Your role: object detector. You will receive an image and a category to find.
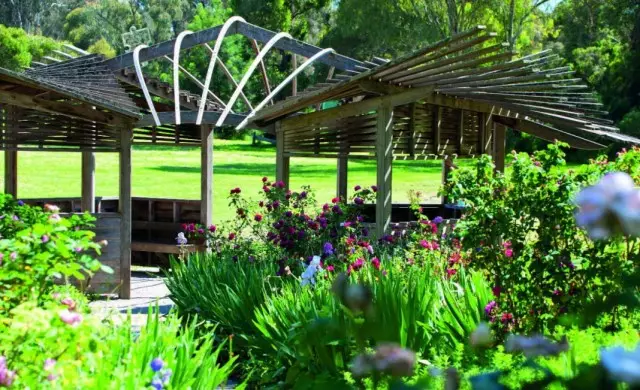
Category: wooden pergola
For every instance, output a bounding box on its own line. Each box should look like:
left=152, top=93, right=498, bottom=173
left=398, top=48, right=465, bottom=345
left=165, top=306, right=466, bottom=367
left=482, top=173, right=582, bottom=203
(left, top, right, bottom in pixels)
left=1, top=22, right=637, bottom=297
left=246, top=26, right=639, bottom=236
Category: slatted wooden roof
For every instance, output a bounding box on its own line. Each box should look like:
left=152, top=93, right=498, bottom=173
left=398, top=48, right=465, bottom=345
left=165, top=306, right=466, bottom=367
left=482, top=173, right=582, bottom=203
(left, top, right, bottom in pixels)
left=250, top=26, right=639, bottom=155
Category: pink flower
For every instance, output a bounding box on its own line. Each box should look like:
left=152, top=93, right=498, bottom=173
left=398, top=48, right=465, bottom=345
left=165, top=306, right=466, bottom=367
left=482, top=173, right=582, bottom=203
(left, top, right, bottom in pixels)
left=352, top=258, right=364, bottom=270
left=262, top=176, right=268, bottom=182
left=504, top=248, right=513, bottom=258
left=59, top=310, right=82, bottom=326
left=49, top=214, right=61, bottom=223
left=0, top=253, right=3, bottom=266
left=326, top=265, right=335, bottom=272
left=371, top=257, right=381, bottom=270
left=9, top=252, right=17, bottom=260
left=275, top=181, right=285, bottom=188
left=208, top=224, right=217, bottom=233
left=446, top=268, right=457, bottom=277
left=41, top=235, right=49, bottom=243
left=44, top=204, right=60, bottom=213
left=331, top=197, right=339, bottom=204
left=419, top=240, right=432, bottom=250
left=61, top=297, right=76, bottom=310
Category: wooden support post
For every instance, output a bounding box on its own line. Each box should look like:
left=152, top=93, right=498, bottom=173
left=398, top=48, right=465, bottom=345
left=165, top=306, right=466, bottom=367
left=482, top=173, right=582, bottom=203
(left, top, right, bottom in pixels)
left=494, top=123, right=506, bottom=172
left=119, top=126, right=132, bottom=299
left=337, top=156, right=348, bottom=200
left=432, top=106, right=442, bottom=155
left=457, top=109, right=465, bottom=154
left=408, top=103, right=416, bottom=156
left=4, top=150, right=17, bottom=197
left=200, top=124, right=213, bottom=227
left=376, top=104, right=393, bottom=237
left=484, top=114, right=494, bottom=156
left=4, top=106, right=17, bottom=197
left=81, top=151, right=95, bottom=212
left=275, top=123, right=290, bottom=189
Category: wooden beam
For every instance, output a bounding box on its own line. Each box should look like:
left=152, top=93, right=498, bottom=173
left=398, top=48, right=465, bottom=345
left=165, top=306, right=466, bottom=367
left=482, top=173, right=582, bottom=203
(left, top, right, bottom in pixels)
left=0, top=90, right=124, bottom=125
left=375, top=104, right=393, bottom=237
left=81, top=151, right=95, bottom=212
left=494, top=123, right=506, bottom=172
left=137, top=110, right=248, bottom=127
left=432, top=106, right=442, bottom=155
left=200, top=124, right=213, bottom=227
left=104, top=21, right=364, bottom=72
left=494, top=116, right=605, bottom=150
left=292, top=54, right=298, bottom=97
left=4, top=150, right=17, bottom=197
left=275, top=122, right=290, bottom=189
left=119, top=127, right=132, bottom=299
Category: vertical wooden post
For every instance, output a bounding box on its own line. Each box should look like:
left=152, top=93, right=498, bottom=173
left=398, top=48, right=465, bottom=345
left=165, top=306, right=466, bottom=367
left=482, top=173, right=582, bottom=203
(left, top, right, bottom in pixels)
left=457, top=109, right=465, bottom=154
left=4, top=106, right=17, bottom=197
left=408, top=103, right=416, bottom=156
left=432, top=106, right=441, bottom=156
left=200, top=124, right=213, bottom=227
left=337, top=156, right=348, bottom=200
left=81, top=151, right=95, bottom=212
left=4, top=151, right=17, bottom=197
left=119, top=126, right=132, bottom=299
left=376, top=104, right=393, bottom=238
left=276, top=122, right=290, bottom=189
left=494, top=123, right=506, bottom=172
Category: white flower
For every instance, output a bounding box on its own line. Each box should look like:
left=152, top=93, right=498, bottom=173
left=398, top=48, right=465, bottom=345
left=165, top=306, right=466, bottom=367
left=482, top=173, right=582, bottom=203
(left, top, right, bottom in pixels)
left=176, top=232, right=188, bottom=245
left=301, top=256, right=322, bottom=287
left=600, top=345, right=640, bottom=385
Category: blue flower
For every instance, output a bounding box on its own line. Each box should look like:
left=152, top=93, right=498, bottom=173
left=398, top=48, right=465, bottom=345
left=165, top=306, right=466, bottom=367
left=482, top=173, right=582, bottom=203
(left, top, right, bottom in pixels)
left=433, top=216, right=444, bottom=224
left=151, top=378, right=164, bottom=390
left=17, top=200, right=24, bottom=206
left=323, top=242, right=334, bottom=255
left=150, top=357, right=164, bottom=372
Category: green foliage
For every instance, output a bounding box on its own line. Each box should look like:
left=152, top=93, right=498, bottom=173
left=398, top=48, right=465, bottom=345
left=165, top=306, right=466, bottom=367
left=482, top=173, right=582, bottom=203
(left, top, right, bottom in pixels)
left=165, top=252, right=281, bottom=341
left=0, top=302, right=238, bottom=389
left=619, top=108, right=640, bottom=137
left=0, top=196, right=107, bottom=313
left=87, top=37, right=116, bottom=58
left=0, top=24, right=60, bottom=70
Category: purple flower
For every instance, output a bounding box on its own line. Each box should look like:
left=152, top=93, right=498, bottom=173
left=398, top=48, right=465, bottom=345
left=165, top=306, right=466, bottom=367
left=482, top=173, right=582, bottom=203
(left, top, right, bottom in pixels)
left=332, top=205, right=343, bottom=215
left=44, top=358, right=56, bottom=371
left=433, top=216, right=444, bottom=224
left=17, top=200, right=24, bottom=206
left=176, top=233, right=188, bottom=245
left=273, top=200, right=280, bottom=209
left=11, top=215, right=18, bottom=221
left=9, top=252, right=17, bottom=261
left=371, top=185, right=378, bottom=192
left=484, top=300, right=497, bottom=316
left=285, top=211, right=293, bottom=218
left=354, top=185, right=361, bottom=191
left=41, top=235, right=49, bottom=243
left=150, top=357, right=164, bottom=372
left=323, top=242, right=334, bottom=255
left=354, top=197, right=364, bottom=205
left=0, top=356, right=16, bottom=387
left=299, top=191, right=307, bottom=199
left=59, top=310, right=82, bottom=326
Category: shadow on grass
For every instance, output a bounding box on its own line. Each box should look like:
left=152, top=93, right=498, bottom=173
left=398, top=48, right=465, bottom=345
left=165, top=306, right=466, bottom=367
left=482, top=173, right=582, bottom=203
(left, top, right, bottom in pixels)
left=133, top=141, right=275, bottom=153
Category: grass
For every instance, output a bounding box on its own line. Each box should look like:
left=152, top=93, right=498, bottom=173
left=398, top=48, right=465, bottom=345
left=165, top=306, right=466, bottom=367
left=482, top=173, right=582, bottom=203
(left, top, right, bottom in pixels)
left=0, top=137, right=453, bottom=222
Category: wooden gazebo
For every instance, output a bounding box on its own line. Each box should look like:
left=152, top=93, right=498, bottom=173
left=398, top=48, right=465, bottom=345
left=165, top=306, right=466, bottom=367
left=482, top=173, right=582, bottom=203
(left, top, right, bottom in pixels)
left=1, top=21, right=636, bottom=298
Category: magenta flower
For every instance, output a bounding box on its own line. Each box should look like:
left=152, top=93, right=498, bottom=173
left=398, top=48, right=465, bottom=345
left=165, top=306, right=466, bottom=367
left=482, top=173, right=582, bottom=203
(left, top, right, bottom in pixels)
left=492, top=286, right=501, bottom=297
left=59, top=310, right=82, bottom=326
left=354, top=185, right=361, bottom=191
left=352, top=258, right=364, bottom=270
left=371, top=257, right=381, bottom=270
left=208, top=224, right=216, bottom=233
left=254, top=214, right=263, bottom=222
left=484, top=300, right=497, bottom=316
left=326, top=265, right=335, bottom=272
left=504, top=248, right=513, bottom=258
left=419, top=240, right=431, bottom=249
left=275, top=181, right=285, bottom=189
left=262, top=176, right=268, bottom=182
left=228, top=232, right=236, bottom=240
left=371, top=185, right=378, bottom=192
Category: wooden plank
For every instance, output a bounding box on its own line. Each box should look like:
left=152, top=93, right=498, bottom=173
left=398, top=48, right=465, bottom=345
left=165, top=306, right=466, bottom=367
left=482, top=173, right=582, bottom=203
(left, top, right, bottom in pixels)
left=81, top=151, right=95, bottom=212
left=276, top=122, right=290, bottom=188
left=200, top=124, right=213, bottom=226
left=4, top=149, right=17, bottom=197
left=119, top=127, right=132, bottom=299
left=376, top=104, right=393, bottom=237
left=131, top=241, right=199, bottom=254
left=494, top=123, right=506, bottom=172
left=494, top=116, right=605, bottom=150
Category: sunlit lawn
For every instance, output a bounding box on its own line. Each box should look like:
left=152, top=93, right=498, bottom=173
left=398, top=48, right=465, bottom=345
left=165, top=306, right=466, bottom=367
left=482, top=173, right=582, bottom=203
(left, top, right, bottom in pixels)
left=0, top=138, right=461, bottom=222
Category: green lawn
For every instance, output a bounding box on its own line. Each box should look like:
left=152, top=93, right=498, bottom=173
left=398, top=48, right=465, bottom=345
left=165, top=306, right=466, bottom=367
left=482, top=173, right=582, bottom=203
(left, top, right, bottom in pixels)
left=0, top=138, right=450, bottom=222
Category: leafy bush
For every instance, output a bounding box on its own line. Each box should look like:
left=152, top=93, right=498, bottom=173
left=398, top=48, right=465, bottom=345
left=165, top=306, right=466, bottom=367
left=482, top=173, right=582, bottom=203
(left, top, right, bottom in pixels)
left=0, top=195, right=108, bottom=313
left=0, top=300, right=238, bottom=389
left=442, top=143, right=637, bottom=334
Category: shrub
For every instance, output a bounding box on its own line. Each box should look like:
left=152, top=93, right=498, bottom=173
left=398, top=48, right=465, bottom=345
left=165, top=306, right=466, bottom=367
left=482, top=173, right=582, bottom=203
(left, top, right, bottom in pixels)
left=0, top=300, right=238, bottom=389
left=0, top=195, right=107, bottom=313
left=442, top=143, right=637, bottom=333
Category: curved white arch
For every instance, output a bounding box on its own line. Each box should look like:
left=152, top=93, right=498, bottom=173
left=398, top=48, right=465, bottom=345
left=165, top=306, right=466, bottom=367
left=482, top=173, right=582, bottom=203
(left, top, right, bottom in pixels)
left=133, top=45, right=160, bottom=126
left=173, top=30, right=193, bottom=125
left=236, top=48, right=336, bottom=130
left=196, top=16, right=247, bottom=125
left=216, top=31, right=292, bottom=127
